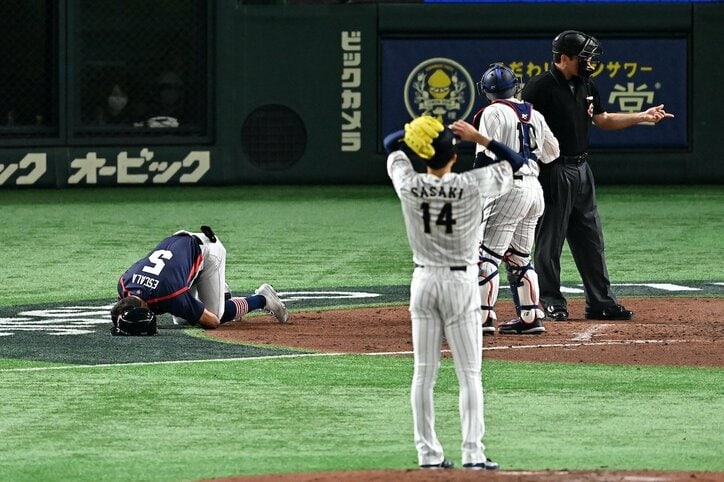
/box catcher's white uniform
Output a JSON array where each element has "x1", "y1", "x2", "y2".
[
  {"x1": 474, "y1": 98, "x2": 559, "y2": 329},
  {"x1": 388, "y1": 149, "x2": 512, "y2": 466}
]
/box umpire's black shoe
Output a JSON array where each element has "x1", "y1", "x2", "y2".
[
  {"x1": 585, "y1": 304, "x2": 634, "y2": 320},
  {"x1": 544, "y1": 304, "x2": 568, "y2": 321},
  {"x1": 420, "y1": 459, "x2": 454, "y2": 469},
  {"x1": 463, "y1": 458, "x2": 499, "y2": 470}
]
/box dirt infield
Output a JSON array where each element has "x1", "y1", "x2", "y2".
[
  {"x1": 209, "y1": 469, "x2": 724, "y2": 482},
  {"x1": 210, "y1": 298, "x2": 723, "y2": 367},
  {"x1": 207, "y1": 297, "x2": 724, "y2": 482}
]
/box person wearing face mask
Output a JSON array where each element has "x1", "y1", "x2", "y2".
[
  {"x1": 521, "y1": 31, "x2": 673, "y2": 322},
  {"x1": 95, "y1": 83, "x2": 134, "y2": 125}
]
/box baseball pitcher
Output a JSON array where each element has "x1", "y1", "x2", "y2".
[{"x1": 385, "y1": 115, "x2": 528, "y2": 470}]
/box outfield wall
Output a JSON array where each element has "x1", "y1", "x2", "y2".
[{"x1": 0, "y1": 1, "x2": 722, "y2": 187}]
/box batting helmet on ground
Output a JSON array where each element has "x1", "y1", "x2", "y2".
[{"x1": 110, "y1": 297, "x2": 158, "y2": 336}]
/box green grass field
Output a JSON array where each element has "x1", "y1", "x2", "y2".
[{"x1": 0, "y1": 185, "x2": 722, "y2": 481}]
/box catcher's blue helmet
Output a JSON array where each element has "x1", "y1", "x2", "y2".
[{"x1": 477, "y1": 63, "x2": 519, "y2": 101}]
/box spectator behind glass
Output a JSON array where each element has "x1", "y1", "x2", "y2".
[
  {"x1": 95, "y1": 83, "x2": 135, "y2": 126},
  {"x1": 144, "y1": 71, "x2": 186, "y2": 128}
]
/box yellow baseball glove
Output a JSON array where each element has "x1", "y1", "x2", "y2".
[{"x1": 403, "y1": 116, "x2": 444, "y2": 160}]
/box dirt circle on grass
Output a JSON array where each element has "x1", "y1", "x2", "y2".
[{"x1": 207, "y1": 297, "x2": 724, "y2": 482}]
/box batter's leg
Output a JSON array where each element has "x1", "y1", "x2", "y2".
[{"x1": 194, "y1": 234, "x2": 227, "y2": 318}]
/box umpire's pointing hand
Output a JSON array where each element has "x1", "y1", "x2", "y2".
[{"x1": 643, "y1": 104, "x2": 675, "y2": 124}]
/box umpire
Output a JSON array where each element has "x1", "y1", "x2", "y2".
[{"x1": 521, "y1": 30, "x2": 673, "y2": 321}]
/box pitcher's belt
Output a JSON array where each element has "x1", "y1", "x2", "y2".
[{"x1": 415, "y1": 264, "x2": 467, "y2": 271}]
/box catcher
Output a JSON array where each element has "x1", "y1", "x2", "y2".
[
  {"x1": 110, "y1": 225, "x2": 288, "y2": 336},
  {"x1": 450, "y1": 63, "x2": 560, "y2": 335}
]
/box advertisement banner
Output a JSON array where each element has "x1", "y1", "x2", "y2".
[{"x1": 380, "y1": 37, "x2": 687, "y2": 149}]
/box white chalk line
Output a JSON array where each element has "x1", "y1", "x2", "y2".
[
  {"x1": 498, "y1": 473, "x2": 678, "y2": 481},
  {"x1": 0, "y1": 339, "x2": 689, "y2": 373},
  {"x1": 572, "y1": 323, "x2": 612, "y2": 342},
  {"x1": 484, "y1": 339, "x2": 685, "y2": 351}
]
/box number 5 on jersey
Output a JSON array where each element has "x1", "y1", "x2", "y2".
[{"x1": 142, "y1": 249, "x2": 174, "y2": 275}]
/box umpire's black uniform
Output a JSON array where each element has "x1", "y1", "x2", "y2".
[{"x1": 522, "y1": 66, "x2": 629, "y2": 319}]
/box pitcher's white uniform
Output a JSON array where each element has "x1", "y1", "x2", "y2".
[
  {"x1": 387, "y1": 148, "x2": 512, "y2": 466},
  {"x1": 474, "y1": 99, "x2": 559, "y2": 328}
]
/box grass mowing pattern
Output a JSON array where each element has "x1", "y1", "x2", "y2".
[
  {"x1": 596, "y1": 185, "x2": 724, "y2": 281},
  {"x1": 1, "y1": 185, "x2": 723, "y2": 307},
  {"x1": 0, "y1": 185, "x2": 722, "y2": 479},
  {"x1": 0, "y1": 356, "x2": 721, "y2": 482},
  {"x1": 0, "y1": 186, "x2": 412, "y2": 307},
  {"x1": 487, "y1": 361, "x2": 723, "y2": 472}
]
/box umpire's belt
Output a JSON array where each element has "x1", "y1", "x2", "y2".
[
  {"x1": 559, "y1": 153, "x2": 588, "y2": 165},
  {"x1": 415, "y1": 264, "x2": 468, "y2": 271}
]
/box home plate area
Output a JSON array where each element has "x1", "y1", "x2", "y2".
[
  {"x1": 208, "y1": 297, "x2": 724, "y2": 368},
  {"x1": 205, "y1": 298, "x2": 724, "y2": 482}
]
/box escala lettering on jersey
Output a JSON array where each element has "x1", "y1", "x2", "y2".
[
  {"x1": 410, "y1": 186, "x2": 463, "y2": 199},
  {"x1": 132, "y1": 273, "x2": 160, "y2": 290}
]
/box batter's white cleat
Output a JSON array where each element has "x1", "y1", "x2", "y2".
[{"x1": 255, "y1": 283, "x2": 289, "y2": 323}]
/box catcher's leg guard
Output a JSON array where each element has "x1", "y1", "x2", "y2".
[
  {"x1": 504, "y1": 248, "x2": 543, "y2": 323},
  {"x1": 479, "y1": 244, "x2": 502, "y2": 324}
]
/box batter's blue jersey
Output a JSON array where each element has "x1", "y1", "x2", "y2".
[{"x1": 117, "y1": 233, "x2": 205, "y2": 321}]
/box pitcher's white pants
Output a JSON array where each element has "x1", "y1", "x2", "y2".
[{"x1": 409, "y1": 265, "x2": 488, "y2": 466}]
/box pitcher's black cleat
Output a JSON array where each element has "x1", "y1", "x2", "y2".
[
  {"x1": 463, "y1": 458, "x2": 499, "y2": 470},
  {"x1": 420, "y1": 459, "x2": 454, "y2": 469}
]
